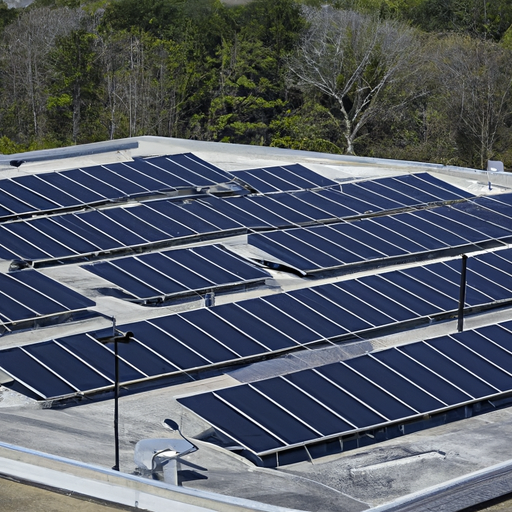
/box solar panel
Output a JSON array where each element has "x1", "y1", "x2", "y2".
[
  {"x1": 248, "y1": 198, "x2": 512, "y2": 274},
  {"x1": 3, "y1": 246, "x2": 512, "y2": 399},
  {"x1": 231, "y1": 164, "x2": 338, "y2": 193},
  {"x1": 0, "y1": 269, "x2": 94, "y2": 327},
  {"x1": 82, "y1": 245, "x2": 269, "y2": 302},
  {"x1": 177, "y1": 319, "x2": 512, "y2": 466},
  {"x1": 340, "y1": 173, "x2": 471, "y2": 210},
  {"x1": 0, "y1": 153, "x2": 234, "y2": 222}
]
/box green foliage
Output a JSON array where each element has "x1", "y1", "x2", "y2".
[
  {"x1": 0, "y1": 1, "x2": 17, "y2": 31},
  {"x1": 0, "y1": 0, "x2": 510, "y2": 167},
  {"x1": 407, "y1": 0, "x2": 512, "y2": 41}
]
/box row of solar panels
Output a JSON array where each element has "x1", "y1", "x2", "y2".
[
  {"x1": 83, "y1": 245, "x2": 270, "y2": 301},
  {"x1": 2, "y1": 248, "x2": 512, "y2": 398},
  {"x1": 0, "y1": 154, "x2": 232, "y2": 220},
  {"x1": 0, "y1": 157, "x2": 340, "y2": 221},
  {"x1": 0, "y1": 270, "x2": 94, "y2": 326},
  {"x1": 0, "y1": 151, "x2": 470, "y2": 222},
  {"x1": 178, "y1": 320, "x2": 512, "y2": 465},
  {"x1": 0, "y1": 186, "x2": 504, "y2": 267},
  {"x1": 250, "y1": 194, "x2": 512, "y2": 273}
]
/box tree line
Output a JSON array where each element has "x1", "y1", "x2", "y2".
[{"x1": 0, "y1": 0, "x2": 511, "y2": 169}]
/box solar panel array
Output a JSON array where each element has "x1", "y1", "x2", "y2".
[
  {"x1": 0, "y1": 269, "x2": 94, "y2": 328},
  {"x1": 0, "y1": 167, "x2": 483, "y2": 267},
  {"x1": 231, "y1": 163, "x2": 339, "y2": 193},
  {"x1": 82, "y1": 245, "x2": 270, "y2": 301},
  {"x1": 3, "y1": 151, "x2": 512, "y2": 469},
  {"x1": 4, "y1": 247, "x2": 512, "y2": 399},
  {"x1": 177, "y1": 320, "x2": 512, "y2": 465},
  {"x1": 249, "y1": 196, "x2": 512, "y2": 273},
  {"x1": 0, "y1": 153, "x2": 233, "y2": 221}
]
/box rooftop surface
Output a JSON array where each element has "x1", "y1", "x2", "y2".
[{"x1": 0, "y1": 137, "x2": 511, "y2": 511}]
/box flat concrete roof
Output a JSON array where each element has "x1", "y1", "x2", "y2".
[{"x1": 1, "y1": 137, "x2": 512, "y2": 511}]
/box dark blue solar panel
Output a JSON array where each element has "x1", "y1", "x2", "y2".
[
  {"x1": 0, "y1": 347, "x2": 75, "y2": 398},
  {"x1": 285, "y1": 370, "x2": 386, "y2": 428},
  {"x1": 250, "y1": 232, "x2": 323, "y2": 270},
  {"x1": 124, "y1": 203, "x2": 196, "y2": 239},
  {"x1": 81, "y1": 166, "x2": 149, "y2": 196},
  {"x1": 381, "y1": 272, "x2": 458, "y2": 312},
  {"x1": 37, "y1": 172, "x2": 107, "y2": 203},
  {"x1": 11, "y1": 270, "x2": 94, "y2": 310},
  {"x1": 130, "y1": 319, "x2": 209, "y2": 369},
  {"x1": 194, "y1": 196, "x2": 272, "y2": 229},
  {"x1": 58, "y1": 334, "x2": 143, "y2": 382},
  {"x1": 52, "y1": 214, "x2": 121, "y2": 252},
  {"x1": 342, "y1": 181, "x2": 406, "y2": 210},
  {"x1": 357, "y1": 275, "x2": 439, "y2": 318},
  {"x1": 77, "y1": 210, "x2": 148, "y2": 247},
  {"x1": 112, "y1": 258, "x2": 187, "y2": 295},
  {"x1": 138, "y1": 253, "x2": 214, "y2": 289},
  {"x1": 399, "y1": 341, "x2": 497, "y2": 398},
  {"x1": 0, "y1": 224, "x2": 54, "y2": 260},
  {"x1": 217, "y1": 385, "x2": 319, "y2": 444},
  {"x1": 0, "y1": 270, "x2": 93, "y2": 324},
  {"x1": 335, "y1": 279, "x2": 414, "y2": 322},
  {"x1": 171, "y1": 200, "x2": 243, "y2": 232},
  {"x1": 146, "y1": 154, "x2": 232, "y2": 186},
  {"x1": 0, "y1": 188, "x2": 37, "y2": 214},
  {"x1": 0, "y1": 291, "x2": 38, "y2": 322},
  {"x1": 262, "y1": 293, "x2": 345, "y2": 339},
  {"x1": 85, "y1": 262, "x2": 161, "y2": 298},
  {"x1": 4, "y1": 221, "x2": 77, "y2": 258},
  {"x1": 25, "y1": 341, "x2": 110, "y2": 391},
  {"x1": 13, "y1": 175, "x2": 85, "y2": 208},
  {"x1": 213, "y1": 302, "x2": 298, "y2": 351},
  {"x1": 86, "y1": 242, "x2": 270, "y2": 302},
  {"x1": 152, "y1": 314, "x2": 239, "y2": 363},
  {"x1": 253, "y1": 378, "x2": 353, "y2": 436},
  {"x1": 449, "y1": 330, "x2": 512, "y2": 382},
  {"x1": 65, "y1": 169, "x2": 126, "y2": 199},
  {"x1": 314, "y1": 284, "x2": 387, "y2": 329},
  {"x1": 0, "y1": 180, "x2": 60, "y2": 212},
  {"x1": 101, "y1": 162, "x2": 174, "y2": 193},
  {"x1": 101, "y1": 208, "x2": 171, "y2": 243},
  {"x1": 178, "y1": 393, "x2": 285, "y2": 453},
  {"x1": 412, "y1": 173, "x2": 472, "y2": 200},
  {"x1": 184, "y1": 308, "x2": 267, "y2": 357},
  {"x1": 134, "y1": 159, "x2": 191, "y2": 188},
  {"x1": 239, "y1": 299, "x2": 320, "y2": 345},
  {"x1": 233, "y1": 164, "x2": 338, "y2": 193},
  {"x1": 317, "y1": 223, "x2": 386, "y2": 258},
  {"x1": 373, "y1": 349, "x2": 471, "y2": 404},
  {"x1": 427, "y1": 336, "x2": 512, "y2": 392},
  {"x1": 319, "y1": 363, "x2": 417, "y2": 420}
]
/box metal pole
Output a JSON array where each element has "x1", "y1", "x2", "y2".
[
  {"x1": 112, "y1": 316, "x2": 120, "y2": 472},
  {"x1": 457, "y1": 254, "x2": 468, "y2": 332}
]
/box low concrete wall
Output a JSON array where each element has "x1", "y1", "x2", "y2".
[{"x1": 0, "y1": 442, "x2": 300, "y2": 512}]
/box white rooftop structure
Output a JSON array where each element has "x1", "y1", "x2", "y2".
[{"x1": 0, "y1": 136, "x2": 512, "y2": 511}]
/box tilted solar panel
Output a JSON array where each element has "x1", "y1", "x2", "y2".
[
  {"x1": 231, "y1": 163, "x2": 338, "y2": 193},
  {"x1": 0, "y1": 153, "x2": 233, "y2": 222},
  {"x1": 4, "y1": 249, "x2": 512, "y2": 399},
  {"x1": 248, "y1": 196, "x2": 512, "y2": 273},
  {"x1": 177, "y1": 319, "x2": 512, "y2": 466},
  {"x1": 82, "y1": 245, "x2": 270, "y2": 301},
  {"x1": 0, "y1": 269, "x2": 94, "y2": 326}
]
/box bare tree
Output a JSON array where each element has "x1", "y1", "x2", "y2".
[
  {"x1": 0, "y1": 7, "x2": 81, "y2": 142},
  {"x1": 436, "y1": 35, "x2": 512, "y2": 169},
  {"x1": 288, "y1": 6, "x2": 423, "y2": 155}
]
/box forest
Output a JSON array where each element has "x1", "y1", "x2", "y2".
[{"x1": 0, "y1": 0, "x2": 511, "y2": 169}]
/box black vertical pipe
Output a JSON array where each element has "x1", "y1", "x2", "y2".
[
  {"x1": 113, "y1": 336, "x2": 120, "y2": 471},
  {"x1": 457, "y1": 254, "x2": 468, "y2": 332}
]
